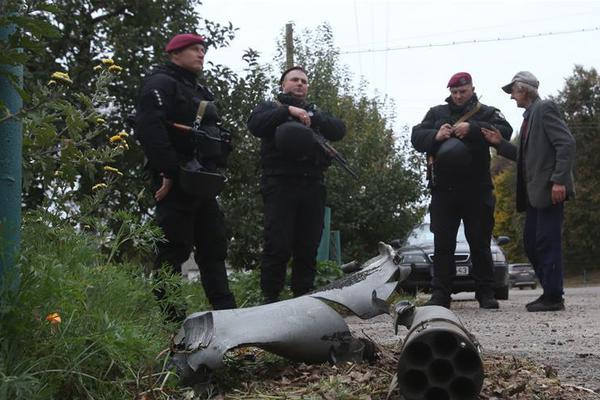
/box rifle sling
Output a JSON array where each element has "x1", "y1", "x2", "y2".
[{"x1": 195, "y1": 100, "x2": 209, "y2": 125}]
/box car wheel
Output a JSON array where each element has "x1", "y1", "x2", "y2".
[
  {"x1": 519, "y1": 286, "x2": 524, "y2": 290},
  {"x1": 495, "y1": 285, "x2": 509, "y2": 300}
]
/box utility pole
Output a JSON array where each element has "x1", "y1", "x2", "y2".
[
  {"x1": 0, "y1": 21, "x2": 23, "y2": 284},
  {"x1": 285, "y1": 23, "x2": 294, "y2": 68}
]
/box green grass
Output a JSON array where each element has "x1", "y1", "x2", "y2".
[
  {"x1": 0, "y1": 216, "x2": 348, "y2": 399},
  {"x1": 0, "y1": 219, "x2": 177, "y2": 399}
]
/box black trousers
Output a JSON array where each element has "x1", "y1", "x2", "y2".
[
  {"x1": 260, "y1": 175, "x2": 326, "y2": 299},
  {"x1": 429, "y1": 186, "x2": 496, "y2": 296},
  {"x1": 524, "y1": 203, "x2": 564, "y2": 300},
  {"x1": 154, "y1": 183, "x2": 236, "y2": 310}
]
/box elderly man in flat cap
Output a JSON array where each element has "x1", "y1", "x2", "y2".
[
  {"x1": 482, "y1": 71, "x2": 575, "y2": 312},
  {"x1": 134, "y1": 33, "x2": 237, "y2": 319},
  {"x1": 412, "y1": 72, "x2": 512, "y2": 309}
]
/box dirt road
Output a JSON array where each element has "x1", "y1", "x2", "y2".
[{"x1": 347, "y1": 286, "x2": 600, "y2": 393}]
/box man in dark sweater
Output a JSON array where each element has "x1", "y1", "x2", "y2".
[
  {"x1": 247, "y1": 66, "x2": 346, "y2": 303},
  {"x1": 412, "y1": 72, "x2": 512, "y2": 309}
]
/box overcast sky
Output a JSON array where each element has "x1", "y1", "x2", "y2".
[{"x1": 199, "y1": 0, "x2": 600, "y2": 137}]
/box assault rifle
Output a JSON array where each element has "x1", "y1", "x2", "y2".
[
  {"x1": 170, "y1": 122, "x2": 229, "y2": 144},
  {"x1": 312, "y1": 130, "x2": 358, "y2": 179}
]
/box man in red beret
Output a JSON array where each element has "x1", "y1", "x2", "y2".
[
  {"x1": 411, "y1": 72, "x2": 512, "y2": 309},
  {"x1": 134, "y1": 33, "x2": 237, "y2": 319}
]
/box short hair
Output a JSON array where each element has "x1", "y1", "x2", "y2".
[
  {"x1": 279, "y1": 66, "x2": 307, "y2": 85},
  {"x1": 514, "y1": 82, "x2": 539, "y2": 99}
]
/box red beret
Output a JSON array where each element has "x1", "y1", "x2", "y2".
[
  {"x1": 165, "y1": 33, "x2": 205, "y2": 53},
  {"x1": 447, "y1": 72, "x2": 472, "y2": 88}
]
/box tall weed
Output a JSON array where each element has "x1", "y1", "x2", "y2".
[{"x1": 0, "y1": 218, "x2": 176, "y2": 399}]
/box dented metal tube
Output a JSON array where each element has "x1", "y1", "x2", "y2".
[{"x1": 395, "y1": 304, "x2": 484, "y2": 400}]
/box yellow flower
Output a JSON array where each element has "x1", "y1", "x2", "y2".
[
  {"x1": 109, "y1": 135, "x2": 123, "y2": 143},
  {"x1": 47, "y1": 80, "x2": 57, "y2": 86},
  {"x1": 92, "y1": 183, "x2": 107, "y2": 190},
  {"x1": 108, "y1": 65, "x2": 123, "y2": 73},
  {"x1": 93, "y1": 65, "x2": 103, "y2": 71},
  {"x1": 118, "y1": 131, "x2": 129, "y2": 138},
  {"x1": 103, "y1": 166, "x2": 123, "y2": 176},
  {"x1": 50, "y1": 71, "x2": 73, "y2": 84},
  {"x1": 95, "y1": 117, "x2": 106, "y2": 124},
  {"x1": 101, "y1": 58, "x2": 114, "y2": 66},
  {"x1": 46, "y1": 312, "x2": 61, "y2": 325}
]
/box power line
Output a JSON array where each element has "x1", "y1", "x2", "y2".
[{"x1": 340, "y1": 26, "x2": 600, "y2": 55}]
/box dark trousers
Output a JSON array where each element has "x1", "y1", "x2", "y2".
[
  {"x1": 260, "y1": 176, "x2": 326, "y2": 299},
  {"x1": 524, "y1": 203, "x2": 564, "y2": 300},
  {"x1": 154, "y1": 184, "x2": 236, "y2": 310},
  {"x1": 429, "y1": 187, "x2": 496, "y2": 296}
]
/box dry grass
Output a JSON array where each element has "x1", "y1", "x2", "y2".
[{"x1": 175, "y1": 346, "x2": 600, "y2": 400}]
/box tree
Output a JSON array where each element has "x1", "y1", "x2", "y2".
[
  {"x1": 553, "y1": 66, "x2": 600, "y2": 273},
  {"x1": 491, "y1": 155, "x2": 526, "y2": 262},
  {"x1": 16, "y1": 0, "x2": 238, "y2": 217}
]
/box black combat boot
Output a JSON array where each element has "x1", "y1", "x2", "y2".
[
  {"x1": 477, "y1": 288, "x2": 499, "y2": 309},
  {"x1": 527, "y1": 295, "x2": 564, "y2": 312},
  {"x1": 424, "y1": 290, "x2": 451, "y2": 309}
]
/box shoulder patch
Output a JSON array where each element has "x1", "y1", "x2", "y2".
[
  {"x1": 152, "y1": 89, "x2": 164, "y2": 108},
  {"x1": 495, "y1": 110, "x2": 506, "y2": 120}
]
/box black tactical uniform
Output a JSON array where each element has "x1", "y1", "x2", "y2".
[
  {"x1": 135, "y1": 61, "x2": 236, "y2": 312},
  {"x1": 412, "y1": 94, "x2": 512, "y2": 304},
  {"x1": 247, "y1": 93, "x2": 346, "y2": 302}
]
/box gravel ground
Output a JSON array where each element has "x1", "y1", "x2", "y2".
[{"x1": 346, "y1": 286, "x2": 600, "y2": 393}]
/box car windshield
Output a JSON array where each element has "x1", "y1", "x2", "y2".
[
  {"x1": 511, "y1": 264, "x2": 532, "y2": 271},
  {"x1": 404, "y1": 223, "x2": 468, "y2": 246}
]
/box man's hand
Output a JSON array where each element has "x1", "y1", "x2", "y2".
[
  {"x1": 451, "y1": 122, "x2": 470, "y2": 139},
  {"x1": 435, "y1": 123, "x2": 452, "y2": 141},
  {"x1": 155, "y1": 176, "x2": 173, "y2": 201},
  {"x1": 481, "y1": 127, "x2": 502, "y2": 146},
  {"x1": 551, "y1": 183, "x2": 567, "y2": 204},
  {"x1": 288, "y1": 105, "x2": 311, "y2": 127}
]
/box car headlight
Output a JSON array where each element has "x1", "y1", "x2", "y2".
[
  {"x1": 492, "y1": 252, "x2": 506, "y2": 262},
  {"x1": 401, "y1": 254, "x2": 427, "y2": 264}
]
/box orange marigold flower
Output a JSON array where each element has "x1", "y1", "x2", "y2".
[{"x1": 46, "y1": 312, "x2": 62, "y2": 325}]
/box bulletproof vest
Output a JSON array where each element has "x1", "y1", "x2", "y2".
[{"x1": 191, "y1": 100, "x2": 232, "y2": 168}]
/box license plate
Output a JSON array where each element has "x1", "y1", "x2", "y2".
[{"x1": 456, "y1": 266, "x2": 469, "y2": 276}]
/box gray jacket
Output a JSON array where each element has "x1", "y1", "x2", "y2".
[{"x1": 496, "y1": 97, "x2": 575, "y2": 211}]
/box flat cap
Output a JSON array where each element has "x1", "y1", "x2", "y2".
[
  {"x1": 165, "y1": 33, "x2": 205, "y2": 53},
  {"x1": 447, "y1": 72, "x2": 472, "y2": 88},
  {"x1": 502, "y1": 71, "x2": 539, "y2": 93}
]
